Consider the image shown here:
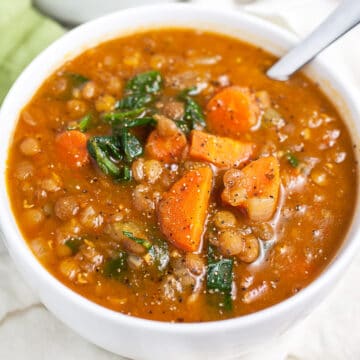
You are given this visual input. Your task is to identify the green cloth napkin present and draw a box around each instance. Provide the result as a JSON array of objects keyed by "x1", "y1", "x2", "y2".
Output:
[{"x1": 0, "y1": 0, "x2": 64, "y2": 103}]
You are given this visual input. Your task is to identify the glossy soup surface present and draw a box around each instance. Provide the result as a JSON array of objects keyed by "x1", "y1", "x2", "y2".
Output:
[{"x1": 7, "y1": 29, "x2": 357, "y2": 322}]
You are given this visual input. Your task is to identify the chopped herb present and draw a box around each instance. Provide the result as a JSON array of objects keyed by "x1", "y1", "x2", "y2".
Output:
[
  {"x1": 286, "y1": 151, "x2": 299, "y2": 168},
  {"x1": 115, "y1": 71, "x2": 163, "y2": 110},
  {"x1": 65, "y1": 237, "x2": 83, "y2": 254},
  {"x1": 103, "y1": 252, "x2": 128, "y2": 280},
  {"x1": 122, "y1": 231, "x2": 152, "y2": 250},
  {"x1": 120, "y1": 129, "x2": 143, "y2": 163}
]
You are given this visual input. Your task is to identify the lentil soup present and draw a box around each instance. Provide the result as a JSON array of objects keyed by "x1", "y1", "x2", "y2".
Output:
[{"x1": 6, "y1": 29, "x2": 356, "y2": 322}]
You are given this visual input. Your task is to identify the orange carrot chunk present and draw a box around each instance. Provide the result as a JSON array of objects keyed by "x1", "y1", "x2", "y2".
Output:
[
  {"x1": 158, "y1": 167, "x2": 213, "y2": 252},
  {"x1": 55, "y1": 130, "x2": 89, "y2": 168},
  {"x1": 189, "y1": 130, "x2": 255, "y2": 168},
  {"x1": 222, "y1": 156, "x2": 280, "y2": 222},
  {"x1": 206, "y1": 86, "x2": 260, "y2": 136},
  {"x1": 145, "y1": 129, "x2": 187, "y2": 163}
]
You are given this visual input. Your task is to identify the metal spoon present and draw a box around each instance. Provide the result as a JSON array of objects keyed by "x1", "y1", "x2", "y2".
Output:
[{"x1": 267, "y1": 0, "x2": 360, "y2": 81}]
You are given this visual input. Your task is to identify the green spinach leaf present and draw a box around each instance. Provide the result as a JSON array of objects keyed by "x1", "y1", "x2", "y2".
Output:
[
  {"x1": 87, "y1": 136, "x2": 124, "y2": 179},
  {"x1": 122, "y1": 231, "x2": 153, "y2": 251},
  {"x1": 115, "y1": 93, "x2": 153, "y2": 110},
  {"x1": 103, "y1": 252, "x2": 128, "y2": 280},
  {"x1": 121, "y1": 165, "x2": 132, "y2": 181},
  {"x1": 177, "y1": 87, "x2": 206, "y2": 133},
  {"x1": 118, "y1": 117, "x2": 156, "y2": 128},
  {"x1": 120, "y1": 129, "x2": 143, "y2": 163},
  {"x1": 115, "y1": 71, "x2": 163, "y2": 110},
  {"x1": 206, "y1": 245, "x2": 233, "y2": 310},
  {"x1": 207, "y1": 258, "x2": 233, "y2": 293},
  {"x1": 65, "y1": 237, "x2": 83, "y2": 254},
  {"x1": 126, "y1": 70, "x2": 163, "y2": 95},
  {"x1": 102, "y1": 108, "x2": 145, "y2": 126},
  {"x1": 103, "y1": 106, "x2": 156, "y2": 128},
  {"x1": 87, "y1": 130, "x2": 142, "y2": 180}
]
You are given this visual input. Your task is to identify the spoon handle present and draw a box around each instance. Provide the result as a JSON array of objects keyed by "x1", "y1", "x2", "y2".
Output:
[{"x1": 267, "y1": 0, "x2": 360, "y2": 81}]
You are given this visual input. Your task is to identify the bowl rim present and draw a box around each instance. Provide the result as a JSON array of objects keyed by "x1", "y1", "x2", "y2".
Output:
[{"x1": 0, "y1": 3, "x2": 360, "y2": 333}]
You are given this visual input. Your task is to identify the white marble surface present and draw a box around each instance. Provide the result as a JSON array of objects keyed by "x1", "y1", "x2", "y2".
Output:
[{"x1": 1, "y1": 0, "x2": 360, "y2": 359}]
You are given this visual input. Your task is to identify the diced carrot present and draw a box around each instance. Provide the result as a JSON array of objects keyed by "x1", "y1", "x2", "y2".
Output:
[
  {"x1": 206, "y1": 86, "x2": 260, "y2": 136},
  {"x1": 222, "y1": 156, "x2": 280, "y2": 222},
  {"x1": 145, "y1": 129, "x2": 187, "y2": 163},
  {"x1": 55, "y1": 130, "x2": 89, "y2": 168},
  {"x1": 189, "y1": 130, "x2": 255, "y2": 168},
  {"x1": 158, "y1": 167, "x2": 213, "y2": 252}
]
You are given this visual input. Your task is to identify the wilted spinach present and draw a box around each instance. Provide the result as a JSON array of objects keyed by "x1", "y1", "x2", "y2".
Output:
[
  {"x1": 87, "y1": 135, "x2": 127, "y2": 180},
  {"x1": 177, "y1": 87, "x2": 206, "y2": 133},
  {"x1": 120, "y1": 129, "x2": 143, "y2": 163},
  {"x1": 117, "y1": 117, "x2": 156, "y2": 129},
  {"x1": 115, "y1": 71, "x2": 163, "y2": 110},
  {"x1": 206, "y1": 245, "x2": 233, "y2": 310},
  {"x1": 207, "y1": 259, "x2": 233, "y2": 293},
  {"x1": 126, "y1": 70, "x2": 163, "y2": 94},
  {"x1": 122, "y1": 231, "x2": 153, "y2": 251},
  {"x1": 102, "y1": 108, "x2": 146, "y2": 126},
  {"x1": 87, "y1": 128, "x2": 143, "y2": 181},
  {"x1": 103, "y1": 252, "x2": 128, "y2": 280},
  {"x1": 64, "y1": 237, "x2": 83, "y2": 254}
]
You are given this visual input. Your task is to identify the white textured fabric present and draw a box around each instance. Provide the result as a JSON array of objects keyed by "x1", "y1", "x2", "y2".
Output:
[{"x1": 1, "y1": 1, "x2": 360, "y2": 359}]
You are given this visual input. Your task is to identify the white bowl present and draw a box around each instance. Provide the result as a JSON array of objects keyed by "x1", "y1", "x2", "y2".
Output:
[{"x1": 1, "y1": 4, "x2": 360, "y2": 360}]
